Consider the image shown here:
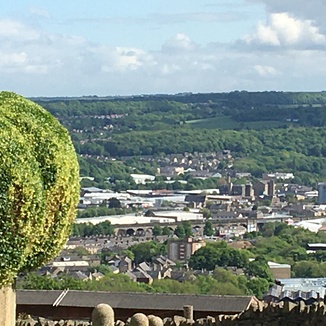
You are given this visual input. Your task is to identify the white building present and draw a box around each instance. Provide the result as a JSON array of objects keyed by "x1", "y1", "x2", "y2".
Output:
[{"x1": 130, "y1": 174, "x2": 156, "y2": 184}]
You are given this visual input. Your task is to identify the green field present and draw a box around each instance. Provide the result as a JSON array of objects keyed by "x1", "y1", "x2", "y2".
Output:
[{"x1": 185, "y1": 116, "x2": 290, "y2": 130}]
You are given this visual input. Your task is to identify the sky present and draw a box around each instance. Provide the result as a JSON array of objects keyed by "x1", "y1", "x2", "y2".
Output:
[{"x1": 1, "y1": 0, "x2": 326, "y2": 96}]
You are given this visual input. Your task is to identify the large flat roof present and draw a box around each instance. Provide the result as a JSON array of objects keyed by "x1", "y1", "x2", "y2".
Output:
[{"x1": 17, "y1": 290, "x2": 257, "y2": 313}]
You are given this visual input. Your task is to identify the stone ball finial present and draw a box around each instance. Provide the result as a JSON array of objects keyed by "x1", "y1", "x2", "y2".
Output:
[
  {"x1": 92, "y1": 303, "x2": 115, "y2": 326},
  {"x1": 147, "y1": 315, "x2": 163, "y2": 326},
  {"x1": 129, "y1": 313, "x2": 149, "y2": 326}
]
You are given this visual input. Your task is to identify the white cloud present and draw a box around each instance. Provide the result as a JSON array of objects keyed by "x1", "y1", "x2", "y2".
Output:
[
  {"x1": 254, "y1": 65, "x2": 279, "y2": 77},
  {"x1": 0, "y1": 15, "x2": 325, "y2": 96},
  {"x1": 244, "y1": 12, "x2": 326, "y2": 49},
  {"x1": 248, "y1": 0, "x2": 326, "y2": 35},
  {"x1": 162, "y1": 33, "x2": 199, "y2": 53},
  {"x1": 101, "y1": 47, "x2": 155, "y2": 73},
  {"x1": 0, "y1": 19, "x2": 40, "y2": 40},
  {"x1": 0, "y1": 52, "x2": 27, "y2": 66}
]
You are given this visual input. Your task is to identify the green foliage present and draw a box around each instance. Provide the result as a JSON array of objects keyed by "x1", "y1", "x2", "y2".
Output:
[
  {"x1": 247, "y1": 256, "x2": 273, "y2": 282},
  {"x1": 108, "y1": 198, "x2": 122, "y2": 209},
  {"x1": 72, "y1": 221, "x2": 115, "y2": 237},
  {"x1": 34, "y1": 92, "x2": 326, "y2": 189},
  {"x1": 152, "y1": 225, "x2": 163, "y2": 236},
  {"x1": 162, "y1": 226, "x2": 172, "y2": 236},
  {"x1": 189, "y1": 241, "x2": 251, "y2": 271},
  {"x1": 292, "y1": 261, "x2": 326, "y2": 278},
  {"x1": 246, "y1": 278, "x2": 270, "y2": 299},
  {"x1": 174, "y1": 225, "x2": 186, "y2": 238},
  {"x1": 120, "y1": 249, "x2": 135, "y2": 261},
  {"x1": 128, "y1": 241, "x2": 166, "y2": 264},
  {"x1": 249, "y1": 222, "x2": 326, "y2": 266},
  {"x1": 0, "y1": 92, "x2": 79, "y2": 286},
  {"x1": 67, "y1": 246, "x2": 90, "y2": 257},
  {"x1": 174, "y1": 221, "x2": 193, "y2": 238},
  {"x1": 19, "y1": 267, "x2": 264, "y2": 296},
  {"x1": 201, "y1": 208, "x2": 212, "y2": 219},
  {"x1": 74, "y1": 125, "x2": 326, "y2": 185},
  {"x1": 182, "y1": 221, "x2": 193, "y2": 237},
  {"x1": 77, "y1": 206, "x2": 131, "y2": 219},
  {"x1": 203, "y1": 220, "x2": 214, "y2": 237}
]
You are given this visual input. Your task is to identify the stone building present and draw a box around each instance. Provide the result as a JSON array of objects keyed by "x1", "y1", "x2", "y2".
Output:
[{"x1": 167, "y1": 237, "x2": 205, "y2": 263}]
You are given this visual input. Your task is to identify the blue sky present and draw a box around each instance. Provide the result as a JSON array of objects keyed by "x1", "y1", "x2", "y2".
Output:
[{"x1": 1, "y1": 0, "x2": 326, "y2": 96}]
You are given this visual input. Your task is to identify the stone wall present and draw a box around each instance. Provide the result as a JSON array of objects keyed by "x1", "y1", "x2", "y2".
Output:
[{"x1": 16, "y1": 300, "x2": 326, "y2": 326}]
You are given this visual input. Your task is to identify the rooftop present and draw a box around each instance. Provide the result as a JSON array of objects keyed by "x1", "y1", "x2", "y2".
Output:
[{"x1": 17, "y1": 290, "x2": 258, "y2": 314}]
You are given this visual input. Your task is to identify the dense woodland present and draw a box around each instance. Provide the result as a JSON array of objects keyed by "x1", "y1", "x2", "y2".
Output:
[{"x1": 34, "y1": 91, "x2": 326, "y2": 189}]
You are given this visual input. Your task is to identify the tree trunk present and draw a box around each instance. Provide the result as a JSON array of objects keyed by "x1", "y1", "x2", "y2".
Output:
[{"x1": 0, "y1": 286, "x2": 16, "y2": 326}]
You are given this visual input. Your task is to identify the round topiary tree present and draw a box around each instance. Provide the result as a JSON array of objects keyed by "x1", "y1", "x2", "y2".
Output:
[{"x1": 0, "y1": 91, "x2": 79, "y2": 286}]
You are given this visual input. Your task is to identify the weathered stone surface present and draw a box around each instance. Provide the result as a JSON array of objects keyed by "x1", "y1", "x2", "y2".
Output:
[
  {"x1": 283, "y1": 301, "x2": 297, "y2": 313},
  {"x1": 92, "y1": 303, "x2": 115, "y2": 326},
  {"x1": 116, "y1": 320, "x2": 126, "y2": 326},
  {"x1": 148, "y1": 315, "x2": 163, "y2": 326},
  {"x1": 129, "y1": 313, "x2": 149, "y2": 326},
  {"x1": 194, "y1": 318, "x2": 206, "y2": 326},
  {"x1": 14, "y1": 299, "x2": 326, "y2": 326},
  {"x1": 16, "y1": 316, "x2": 37, "y2": 326},
  {"x1": 162, "y1": 317, "x2": 172, "y2": 326},
  {"x1": 36, "y1": 317, "x2": 47, "y2": 326},
  {"x1": 183, "y1": 306, "x2": 193, "y2": 322},
  {"x1": 172, "y1": 316, "x2": 186, "y2": 326},
  {"x1": 317, "y1": 301, "x2": 326, "y2": 315},
  {"x1": 64, "y1": 321, "x2": 76, "y2": 326},
  {"x1": 0, "y1": 286, "x2": 16, "y2": 326}
]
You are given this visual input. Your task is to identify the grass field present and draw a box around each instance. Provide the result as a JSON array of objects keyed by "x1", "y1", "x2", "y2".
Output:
[{"x1": 185, "y1": 116, "x2": 290, "y2": 130}]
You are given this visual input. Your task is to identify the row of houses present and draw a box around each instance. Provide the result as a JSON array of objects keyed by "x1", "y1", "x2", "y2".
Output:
[{"x1": 264, "y1": 278, "x2": 326, "y2": 305}]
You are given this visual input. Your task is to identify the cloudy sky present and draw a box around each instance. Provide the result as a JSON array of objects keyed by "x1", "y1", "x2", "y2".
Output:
[{"x1": 1, "y1": 0, "x2": 326, "y2": 96}]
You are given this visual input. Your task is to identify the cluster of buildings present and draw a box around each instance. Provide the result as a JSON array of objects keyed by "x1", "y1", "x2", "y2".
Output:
[
  {"x1": 264, "y1": 278, "x2": 326, "y2": 305},
  {"x1": 77, "y1": 175, "x2": 326, "y2": 239},
  {"x1": 122, "y1": 151, "x2": 233, "y2": 179},
  {"x1": 38, "y1": 236, "x2": 293, "y2": 289}
]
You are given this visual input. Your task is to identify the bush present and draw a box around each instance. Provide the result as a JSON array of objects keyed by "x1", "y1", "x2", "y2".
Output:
[{"x1": 0, "y1": 92, "x2": 79, "y2": 286}]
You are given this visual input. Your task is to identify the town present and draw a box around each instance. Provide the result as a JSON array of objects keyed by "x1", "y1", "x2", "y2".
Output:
[{"x1": 17, "y1": 150, "x2": 326, "y2": 308}]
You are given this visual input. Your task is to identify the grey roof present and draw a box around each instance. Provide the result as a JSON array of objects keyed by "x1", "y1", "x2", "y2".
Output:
[
  {"x1": 17, "y1": 290, "x2": 256, "y2": 313},
  {"x1": 138, "y1": 262, "x2": 152, "y2": 272},
  {"x1": 185, "y1": 194, "x2": 206, "y2": 203},
  {"x1": 264, "y1": 282, "x2": 325, "y2": 304}
]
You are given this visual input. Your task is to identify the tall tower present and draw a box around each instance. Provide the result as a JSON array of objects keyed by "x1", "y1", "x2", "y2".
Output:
[
  {"x1": 318, "y1": 182, "x2": 326, "y2": 204},
  {"x1": 268, "y1": 180, "x2": 276, "y2": 197}
]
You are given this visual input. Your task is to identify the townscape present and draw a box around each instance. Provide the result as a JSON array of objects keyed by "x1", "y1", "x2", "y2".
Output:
[
  {"x1": 3, "y1": 2, "x2": 326, "y2": 325},
  {"x1": 14, "y1": 93, "x2": 326, "y2": 323}
]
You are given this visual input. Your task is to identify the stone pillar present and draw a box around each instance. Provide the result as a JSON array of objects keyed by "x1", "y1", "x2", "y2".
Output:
[
  {"x1": 183, "y1": 305, "x2": 193, "y2": 322},
  {"x1": 0, "y1": 286, "x2": 16, "y2": 326}
]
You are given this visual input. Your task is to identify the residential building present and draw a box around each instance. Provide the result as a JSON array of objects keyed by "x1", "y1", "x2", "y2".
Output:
[
  {"x1": 268, "y1": 261, "x2": 291, "y2": 279},
  {"x1": 253, "y1": 180, "x2": 268, "y2": 196},
  {"x1": 245, "y1": 184, "x2": 254, "y2": 197},
  {"x1": 118, "y1": 257, "x2": 132, "y2": 273},
  {"x1": 130, "y1": 174, "x2": 156, "y2": 185},
  {"x1": 167, "y1": 237, "x2": 205, "y2": 263},
  {"x1": 232, "y1": 184, "x2": 245, "y2": 196}
]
